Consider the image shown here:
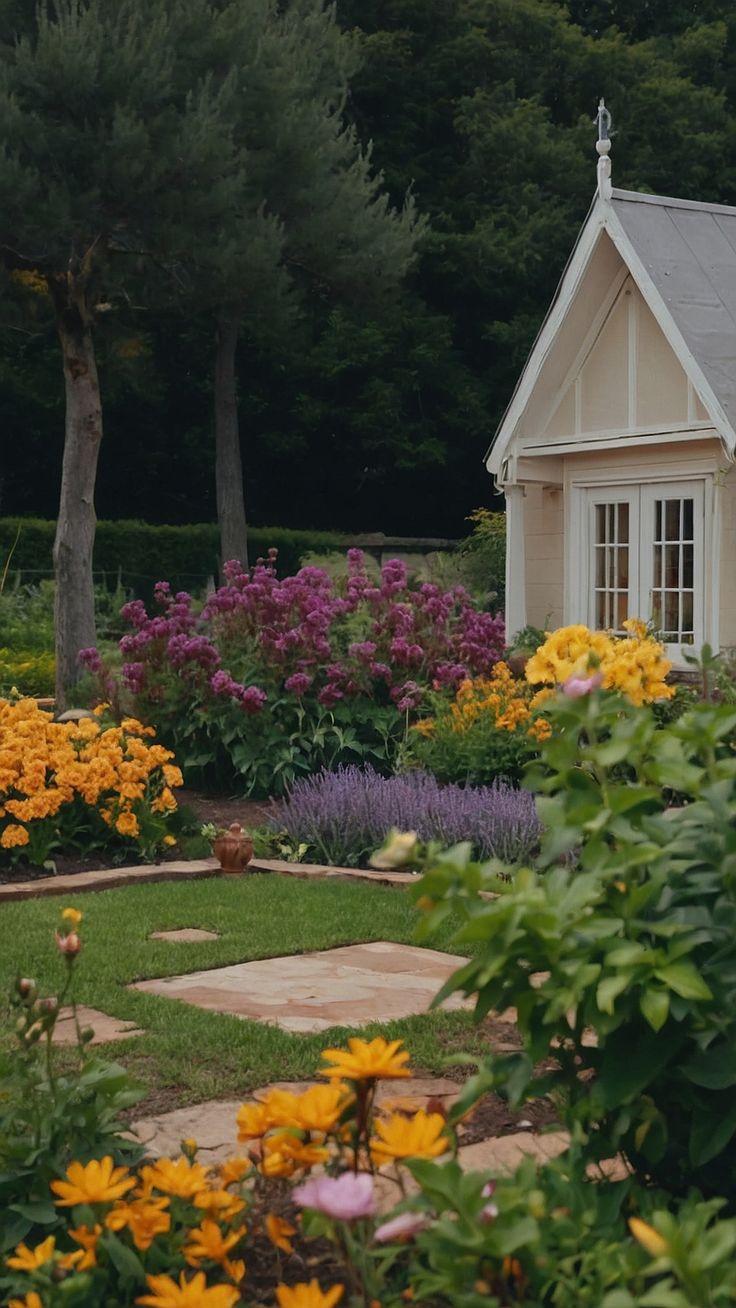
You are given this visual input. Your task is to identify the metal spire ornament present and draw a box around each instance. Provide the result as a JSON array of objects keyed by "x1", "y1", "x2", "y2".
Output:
[{"x1": 595, "y1": 98, "x2": 612, "y2": 201}]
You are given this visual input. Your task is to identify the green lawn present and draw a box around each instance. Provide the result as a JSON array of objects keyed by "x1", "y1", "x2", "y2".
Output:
[{"x1": 0, "y1": 875, "x2": 482, "y2": 1115}]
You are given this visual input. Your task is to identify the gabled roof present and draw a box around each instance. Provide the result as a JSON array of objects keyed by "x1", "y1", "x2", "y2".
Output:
[{"x1": 487, "y1": 186, "x2": 736, "y2": 477}]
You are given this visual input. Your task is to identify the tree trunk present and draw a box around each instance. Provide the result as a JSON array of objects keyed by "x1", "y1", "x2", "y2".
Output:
[
  {"x1": 53, "y1": 308, "x2": 102, "y2": 711},
  {"x1": 214, "y1": 312, "x2": 249, "y2": 569}
]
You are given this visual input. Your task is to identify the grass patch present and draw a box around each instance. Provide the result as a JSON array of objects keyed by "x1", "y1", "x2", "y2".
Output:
[{"x1": 0, "y1": 874, "x2": 478, "y2": 1115}]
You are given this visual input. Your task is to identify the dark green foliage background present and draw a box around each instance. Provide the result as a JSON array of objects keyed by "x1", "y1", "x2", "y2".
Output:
[{"x1": 3, "y1": 0, "x2": 736, "y2": 534}]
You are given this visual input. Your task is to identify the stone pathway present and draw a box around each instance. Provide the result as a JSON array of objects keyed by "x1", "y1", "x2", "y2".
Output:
[
  {"x1": 130, "y1": 941, "x2": 471, "y2": 1033},
  {"x1": 52, "y1": 1005, "x2": 144, "y2": 1045}
]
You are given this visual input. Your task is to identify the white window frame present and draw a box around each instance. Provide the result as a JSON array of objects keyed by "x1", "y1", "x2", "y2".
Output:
[{"x1": 567, "y1": 471, "x2": 715, "y2": 663}]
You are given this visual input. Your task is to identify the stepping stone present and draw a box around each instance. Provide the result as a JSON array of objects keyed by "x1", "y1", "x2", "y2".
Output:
[
  {"x1": 458, "y1": 1130, "x2": 570, "y2": 1175},
  {"x1": 52, "y1": 1005, "x2": 144, "y2": 1046},
  {"x1": 130, "y1": 941, "x2": 471, "y2": 1033},
  {"x1": 150, "y1": 929, "x2": 220, "y2": 943},
  {"x1": 131, "y1": 1075, "x2": 462, "y2": 1164},
  {"x1": 133, "y1": 1099, "x2": 243, "y2": 1162}
]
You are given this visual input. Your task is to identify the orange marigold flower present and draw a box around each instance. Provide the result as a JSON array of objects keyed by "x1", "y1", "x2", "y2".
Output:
[
  {"x1": 276, "y1": 1281, "x2": 344, "y2": 1308},
  {"x1": 264, "y1": 1083, "x2": 353, "y2": 1134},
  {"x1": 51, "y1": 1157, "x2": 135, "y2": 1207},
  {"x1": 370, "y1": 1110, "x2": 451, "y2": 1166},
  {"x1": 629, "y1": 1217, "x2": 669, "y2": 1258},
  {"x1": 260, "y1": 1133, "x2": 329, "y2": 1178},
  {"x1": 60, "y1": 1223, "x2": 101, "y2": 1271},
  {"x1": 115, "y1": 810, "x2": 140, "y2": 838},
  {"x1": 219, "y1": 1157, "x2": 251, "y2": 1187},
  {"x1": 319, "y1": 1037, "x2": 411, "y2": 1082},
  {"x1": 8, "y1": 1294, "x2": 44, "y2": 1308},
  {"x1": 236, "y1": 1101, "x2": 275, "y2": 1140},
  {"x1": 1, "y1": 823, "x2": 29, "y2": 848}
]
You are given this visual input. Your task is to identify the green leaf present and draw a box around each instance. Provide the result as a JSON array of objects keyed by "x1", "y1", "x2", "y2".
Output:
[
  {"x1": 640, "y1": 988, "x2": 670, "y2": 1032},
  {"x1": 689, "y1": 1096, "x2": 736, "y2": 1166},
  {"x1": 654, "y1": 961, "x2": 713, "y2": 1001},
  {"x1": 8, "y1": 1198, "x2": 57, "y2": 1224},
  {"x1": 597, "y1": 974, "x2": 630, "y2": 1014},
  {"x1": 103, "y1": 1232, "x2": 145, "y2": 1282}
]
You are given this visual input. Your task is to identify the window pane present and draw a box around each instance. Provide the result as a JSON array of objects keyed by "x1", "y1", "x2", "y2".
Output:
[
  {"x1": 683, "y1": 544, "x2": 693, "y2": 588},
  {"x1": 618, "y1": 503, "x2": 629, "y2": 544},
  {"x1": 665, "y1": 591, "x2": 679, "y2": 632},
  {"x1": 596, "y1": 547, "x2": 606, "y2": 587},
  {"x1": 616, "y1": 591, "x2": 628, "y2": 628},
  {"x1": 682, "y1": 591, "x2": 694, "y2": 636},
  {"x1": 665, "y1": 544, "x2": 680, "y2": 588},
  {"x1": 619, "y1": 547, "x2": 629, "y2": 588},
  {"x1": 683, "y1": 498, "x2": 694, "y2": 540},
  {"x1": 596, "y1": 504, "x2": 606, "y2": 543},
  {"x1": 665, "y1": 500, "x2": 680, "y2": 541},
  {"x1": 608, "y1": 503, "x2": 615, "y2": 541},
  {"x1": 595, "y1": 591, "x2": 607, "y2": 628}
]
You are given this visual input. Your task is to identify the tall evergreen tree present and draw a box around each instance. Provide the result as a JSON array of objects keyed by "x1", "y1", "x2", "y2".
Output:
[{"x1": 0, "y1": 0, "x2": 243, "y2": 704}]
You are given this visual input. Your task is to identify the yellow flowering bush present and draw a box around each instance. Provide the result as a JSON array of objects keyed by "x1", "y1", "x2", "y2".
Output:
[
  {"x1": 407, "y1": 661, "x2": 550, "y2": 785},
  {"x1": 0, "y1": 649, "x2": 55, "y2": 697},
  {"x1": 0, "y1": 698, "x2": 183, "y2": 866},
  {"x1": 524, "y1": 619, "x2": 674, "y2": 706}
]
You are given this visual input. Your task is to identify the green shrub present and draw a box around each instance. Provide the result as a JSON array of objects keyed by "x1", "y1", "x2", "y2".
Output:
[
  {"x1": 0, "y1": 911, "x2": 143, "y2": 1254},
  {"x1": 413, "y1": 688, "x2": 736, "y2": 1199},
  {"x1": 0, "y1": 518, "x2": 347, "y2": 601},
  {"x1": 0, "y1": 648, "x2": 55, "y2": 696},
  {"x1": 457, "y1": 507, "x2": 506, "y2": 609}
]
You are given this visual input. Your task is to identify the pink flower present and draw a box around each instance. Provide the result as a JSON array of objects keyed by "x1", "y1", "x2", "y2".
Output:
[
  {"x1": 562, "y1": 671, "x2": 603, "y2": 698},
  {"x1": 55, "y1": 931, "x2": 81, "y2": 957},
  {"x1": 373, "y1": 1211, "x2": 430, "y2": 1243},
  {"x1": 293, "y1": 1173, "x2": 377, "y2": 1221}
]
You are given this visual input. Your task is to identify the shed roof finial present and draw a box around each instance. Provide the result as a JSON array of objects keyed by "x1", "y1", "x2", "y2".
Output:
[{"x1": 595, "y1": 97, "x2": 612, "y2": 201}]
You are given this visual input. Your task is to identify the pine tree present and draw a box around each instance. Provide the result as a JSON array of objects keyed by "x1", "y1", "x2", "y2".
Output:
[{"x1": 0, "y1": 0, "x2": 244, "y2": 704}]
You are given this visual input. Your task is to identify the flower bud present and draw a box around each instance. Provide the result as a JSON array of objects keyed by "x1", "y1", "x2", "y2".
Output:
[
  {"x1": 17, "y1": 976, "x2": 36, "y2": 999},
  {"x1": 369, "y1": 829, "x2": 419, "y2": 870},
  {"x1": 55, "y1": 931, "x2": 82, "y2": 956},
  {"x1": 41, "y1": 996, "x2": 59, "y2": 1014}
]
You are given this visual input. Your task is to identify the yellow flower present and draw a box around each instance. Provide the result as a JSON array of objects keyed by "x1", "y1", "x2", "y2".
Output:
[
  {"x1": 370, "y1": 1110, "x2": 451, "y2": 1166},
  {"x1": 276, "y1": 1282, "x2": 344, "y2": 1308},
  {"x1": 219, "y1": 1157, "x2": 251, "y2": 1187},
  {"x1": 193, "y1": 1188, "x2": 246, "y2": 1220},
  {"x1": 51, "y1": 1157, "x2": 135, "y2": 1206},
  {"x1": 163, "y1": 835, "x2": 177, "y2": 847},
  {"x1": 260, "y1": 1133, "x2": 329, "y2": 1178},
  {"x1": 140, "y1": 1157, "x2": 211, "y2": 1200},
  {"x1": 60, "y1": 1223, "x2": 101, "y2": 1271},
  {"x1": 236, "y1": 1101, "x2": 275, "y2": 1140},
  {"x1": 265, "y1": 1213, "x2": 296, "y2": 1254},
  {"x1": 106, "y1": 1196, "x2": 171, "y2": 1250},
  {"x1": 264, "y1": 1083, "x2": 353, "y2": 1134},
  {"x1": 629, "y1": 1217, "x2": 669, "y2": 1258},
  {"x1": 184, "y1": 1218, "x2": 246, "y2": 1268},
  {"x1": 8, "y1": 1294, "x2": 43, "y2": 1308},
  {"x1": 62, "y1": 907, "x2": 83, "y2": 924},
  {"x1": 136, "y1": 1271, "x2": 240, "y2": 1308},
  {"x1": 319, "y1": 1037, "x2": 411, "y2": 1082},
  {"x1": 6, "y1": 1236, "x2": 56, "y2": 1270}
]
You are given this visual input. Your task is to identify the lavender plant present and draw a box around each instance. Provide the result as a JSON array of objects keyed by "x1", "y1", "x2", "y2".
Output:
[{"x1": 272, "y1": 766, "x2": 542, "y2": 868}]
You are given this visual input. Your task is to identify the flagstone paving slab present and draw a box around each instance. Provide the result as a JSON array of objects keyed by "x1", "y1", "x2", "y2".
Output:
[
  {"x1": 458, "y1": 1130, "x2": 571, "y2": 1174},
  {"x1": 130, "y1": 941, "x2": 470, "y2": 1033},
  {"x1": 132, "y1": 1076, "x2": 463, "y2": 1162},
  {"x1": 149, "y1": 928, "x2": 220, "y2": 943},
  {"x1": 52, "y1": 1005, "x2": 144, "y2": 1046}
]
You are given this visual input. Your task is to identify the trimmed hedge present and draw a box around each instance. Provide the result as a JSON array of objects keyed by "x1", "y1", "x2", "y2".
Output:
[{"x1": 0, "y1": 518, "x2": 346, "y2": 599}]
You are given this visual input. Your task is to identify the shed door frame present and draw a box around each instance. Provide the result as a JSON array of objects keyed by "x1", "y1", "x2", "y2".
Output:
[{"x1": 568, "y1": 472, "x2": 713, "y2": 660}]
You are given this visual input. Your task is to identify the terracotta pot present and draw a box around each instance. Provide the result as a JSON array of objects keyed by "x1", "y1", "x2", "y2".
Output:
[
  {"x1": 212, "y1": 822, "x2": 254, "y2": 874},
  {"x1": 506, "y1": 653, "x2": 529, "y2": 679}
]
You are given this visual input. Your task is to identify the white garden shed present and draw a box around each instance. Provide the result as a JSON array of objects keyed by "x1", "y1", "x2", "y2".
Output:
[{"x1": 487, "y1": 104, "x2": 736, "y2": 665}]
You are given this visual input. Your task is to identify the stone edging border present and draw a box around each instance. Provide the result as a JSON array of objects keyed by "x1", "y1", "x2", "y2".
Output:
[{"x1": 0, "y1": 856, "x2": 415, "y2": 903}]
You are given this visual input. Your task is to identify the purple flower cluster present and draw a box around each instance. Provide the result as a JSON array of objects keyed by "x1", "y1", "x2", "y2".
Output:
[
  {"x1": 82, "y1": 550, "x2": 505, "y2": 746},
  {"x1": 272, "y1": 766, "x2": 542, "y2": 867}
]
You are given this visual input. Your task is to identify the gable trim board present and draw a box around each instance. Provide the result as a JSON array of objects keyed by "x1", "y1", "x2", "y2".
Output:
[{"x1": 487, "y1": 189, "x2": 736, "y2": 480}]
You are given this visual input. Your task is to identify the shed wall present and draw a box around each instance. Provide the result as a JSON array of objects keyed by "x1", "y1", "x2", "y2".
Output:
[{"x1": 524, "y1": 484, "x2": 564, "y2": 630}]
